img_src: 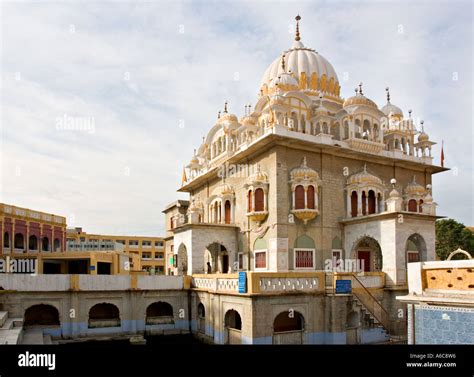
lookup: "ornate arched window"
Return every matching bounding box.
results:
[307,186,315,209]
[245,166,269,224]
[224,200,231,224]
[289,157,320,224]
[408,199,417,212]
[368,190,376,214]
[247,190,253,212]
[351,191,358,217]
[254,188,264,212]
[295,185,305,210]
[346,165,385,218]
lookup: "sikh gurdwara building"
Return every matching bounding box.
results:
[163,16,447,343]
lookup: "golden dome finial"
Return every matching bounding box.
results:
[281,54,286,72]
[295,15,301,41]
[385,87,390,102]
[420,119,424,132]
[224,101,228,113]
[217,111,221,119]
[358,82,363,95]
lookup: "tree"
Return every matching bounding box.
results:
[435,219,474,260]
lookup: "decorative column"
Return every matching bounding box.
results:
[292,190,296,210]
[304,186,308,209]
[357,190,362,216]
[347,192,351,217]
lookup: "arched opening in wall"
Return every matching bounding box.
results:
[88,303,120,328]
[300,115,306,133]
[224,309,242,344]
[295,185,305,209]
[343,121,349,139]
[405,233,427,264]
[307,186,315,209]
[352,237,383,272]
[394,139,400,150]
[419,199,424,213]
[361,191,367,215]
[294,235,316,269]
[224,200,231,224]
[53,238,60,252]
[247,190,253,212]
[146,302,174,325]
[198,303,205,333]
[254,188,264,212]
[273,311,304,344]
[322,122,329,134]
[331,123,340,140]
[291,112,298,130]
[14,233,24,250]
[363,120,371,138]
[408,199,417,212]
[206,243,229,274]
[377,193,383,213]
[346,311,361,344]
[351,191,358,217]
[373,124,379,141]
[176,243,188,276]
[355,119,361,137]
[28,235,38,251]
[42,237,50,252]
[368,190,376,214]
[24,304,60,327]
[3,232,9,248]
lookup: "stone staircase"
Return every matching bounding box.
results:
[0,311,24,344]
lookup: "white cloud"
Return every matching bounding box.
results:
[1,1,472,235]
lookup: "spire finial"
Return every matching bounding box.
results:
[302,156,307,166]
[281,54,286,72]
[420,119,424,132]
[408,109,412,118]
[295,15,301,41]
[224,101,228,113]
[363,163,367,172]
[218,111,221,119]
[358,82,363,95]
[385,87,390,102]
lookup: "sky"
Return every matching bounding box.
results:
[0,0,472,236]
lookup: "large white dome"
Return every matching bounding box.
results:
[260,40,339,92]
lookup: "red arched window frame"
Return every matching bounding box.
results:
[224,200,231,224]
[247,190,253,212]
[368,190,376,214]
[254,188,264,212]
[351,191,358,217]
[408,199,417,212]
[307,186,315,209]
[295,185,305,209]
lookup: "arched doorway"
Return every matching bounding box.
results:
[352,237,383,272]
[53,238,60,252]
[272,311,304,344]
[176,244,188,276]
[351,191,358,217]
[146,302,174,325]
[24,304,60,327]
[405,233,427,264]
[3,232,10,248]
[224,309,242,344]
[197,303,205,333]
[88,303,120,328]
[205,243,230,274]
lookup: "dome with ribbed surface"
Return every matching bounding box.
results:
[261,40,339,93]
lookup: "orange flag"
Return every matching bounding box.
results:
[181,167,187,185]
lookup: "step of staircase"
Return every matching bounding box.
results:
[21,328,44,344]
[0,328,23,344]
[0,311,8,327]
[43,334,53,344]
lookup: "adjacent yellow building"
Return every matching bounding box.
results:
[66,228,166,274]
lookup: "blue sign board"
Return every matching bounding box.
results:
[335,279,352,294]
[238,272,247,293]
[90,265,96,271]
